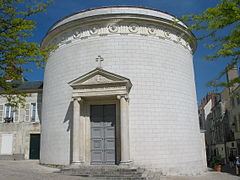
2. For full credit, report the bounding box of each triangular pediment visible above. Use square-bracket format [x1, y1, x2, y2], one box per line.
[69, 68, 131, 88]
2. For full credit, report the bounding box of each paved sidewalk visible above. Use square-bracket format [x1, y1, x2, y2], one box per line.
[159, 165, 240, 180]
[0, 160, 96, 180]
[160, 171, 239, 180]
[0, 160, 239, 180]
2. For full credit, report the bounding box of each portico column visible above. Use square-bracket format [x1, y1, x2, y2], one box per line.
[79, 99, 85, 163]
[117, 95, 131, 164]
[72, 97, 82, 164]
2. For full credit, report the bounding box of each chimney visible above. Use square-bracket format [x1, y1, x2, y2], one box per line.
[226, 65, 239, 82]
[226, 64, 239, 92]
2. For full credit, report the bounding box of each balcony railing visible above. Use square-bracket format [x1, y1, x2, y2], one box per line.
[4, 117, 13, 123]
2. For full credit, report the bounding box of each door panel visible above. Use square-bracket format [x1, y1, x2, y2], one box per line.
[105, 127, 115, 138]
[104, 105, 115, 127]
[91, 150, 103, 164]
[92, 139, 103, 149]
[105, 139, 115, 149]
[91, 105, 104, 127]
[91, 128, 103, 138]
[105, 150, 115, 164]
[91, 104, 116, 164]
[0, 134, 13, 155]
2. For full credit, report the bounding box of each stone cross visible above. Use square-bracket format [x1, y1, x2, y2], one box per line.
[96, 55, 104, 69]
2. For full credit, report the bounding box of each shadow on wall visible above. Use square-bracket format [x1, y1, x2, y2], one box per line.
[64, 101, 73, 132]
[64, 101, 73, 162]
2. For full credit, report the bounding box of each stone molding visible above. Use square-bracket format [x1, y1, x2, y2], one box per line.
[69, 68, 132, 98]
[45, 21, 193, 53]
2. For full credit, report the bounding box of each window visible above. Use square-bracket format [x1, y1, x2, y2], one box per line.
[31, 103, 36, 122]
[5, 105, 14, 118]
[25, 103, 37, 122]
[4, 105, 15, 123]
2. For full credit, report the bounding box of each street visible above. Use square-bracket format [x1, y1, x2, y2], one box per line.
[0, 160, 239, 180]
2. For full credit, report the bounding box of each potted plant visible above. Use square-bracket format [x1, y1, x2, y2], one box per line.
[211, 156, 224, 172]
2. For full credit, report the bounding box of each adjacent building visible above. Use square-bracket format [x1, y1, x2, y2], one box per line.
[0, 81, 42, 160]
[200, 66, 240, 164]
[230, 84, 240, 157]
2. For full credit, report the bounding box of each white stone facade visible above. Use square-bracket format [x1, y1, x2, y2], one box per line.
[0, 92, 41, 159]
[41, 6, 206, 175]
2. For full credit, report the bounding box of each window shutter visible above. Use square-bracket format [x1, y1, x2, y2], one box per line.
[36, 103, 41, 122]
[14, 106, 19, 122]
[0, 105, 3, 122]
[5, 105, 10, 118]
[31, 103, 36, 122]
[25, 104, 30, 122]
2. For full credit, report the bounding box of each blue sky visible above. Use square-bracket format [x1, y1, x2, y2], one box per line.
[25, 0, 229, 104]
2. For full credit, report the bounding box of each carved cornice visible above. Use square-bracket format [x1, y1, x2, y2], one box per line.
[44, 21, 194, 53]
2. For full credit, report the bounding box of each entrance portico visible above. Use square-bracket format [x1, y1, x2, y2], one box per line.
[69, 68, 132, 165]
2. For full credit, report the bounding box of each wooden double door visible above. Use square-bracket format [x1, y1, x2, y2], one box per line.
[90, 104, 116, 164]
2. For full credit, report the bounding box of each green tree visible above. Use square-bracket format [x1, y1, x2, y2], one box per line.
[183, 0, 240, 88]
[0, 0, 52, 106]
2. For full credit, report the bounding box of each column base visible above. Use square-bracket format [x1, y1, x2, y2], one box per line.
[71, 161, 84, 167]
[120, 160, 132, 166]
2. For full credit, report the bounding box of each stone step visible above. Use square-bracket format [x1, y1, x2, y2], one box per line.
[62, 171, 143, 177]
[0, 154, 24, 160]
[60, 166, 146, 180]
[62, 169, 140, 175]
[93, 177, 146, 180]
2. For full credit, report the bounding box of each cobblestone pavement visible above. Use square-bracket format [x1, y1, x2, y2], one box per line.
[0, 160, 239, 180]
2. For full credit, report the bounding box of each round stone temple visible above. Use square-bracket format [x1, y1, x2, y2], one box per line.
[40, 6, 206, 176]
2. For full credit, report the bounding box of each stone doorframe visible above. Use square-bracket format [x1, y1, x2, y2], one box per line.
[68, 68, 132, 165]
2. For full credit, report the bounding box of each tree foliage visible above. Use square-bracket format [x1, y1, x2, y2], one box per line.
[0, 0, 52, 106]
[183, 0, 240, 88]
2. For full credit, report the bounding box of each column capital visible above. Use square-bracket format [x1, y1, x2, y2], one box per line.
[117, 95, 128, 100]
[72, 97, 82, 102]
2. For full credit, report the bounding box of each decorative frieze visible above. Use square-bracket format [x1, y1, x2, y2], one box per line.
[128, 23, 139, 33]
[47, 21, 193, 52]
[108, 23, 119, 33]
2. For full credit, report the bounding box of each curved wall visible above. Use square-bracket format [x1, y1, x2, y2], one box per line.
[41, 6, 205, 175]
